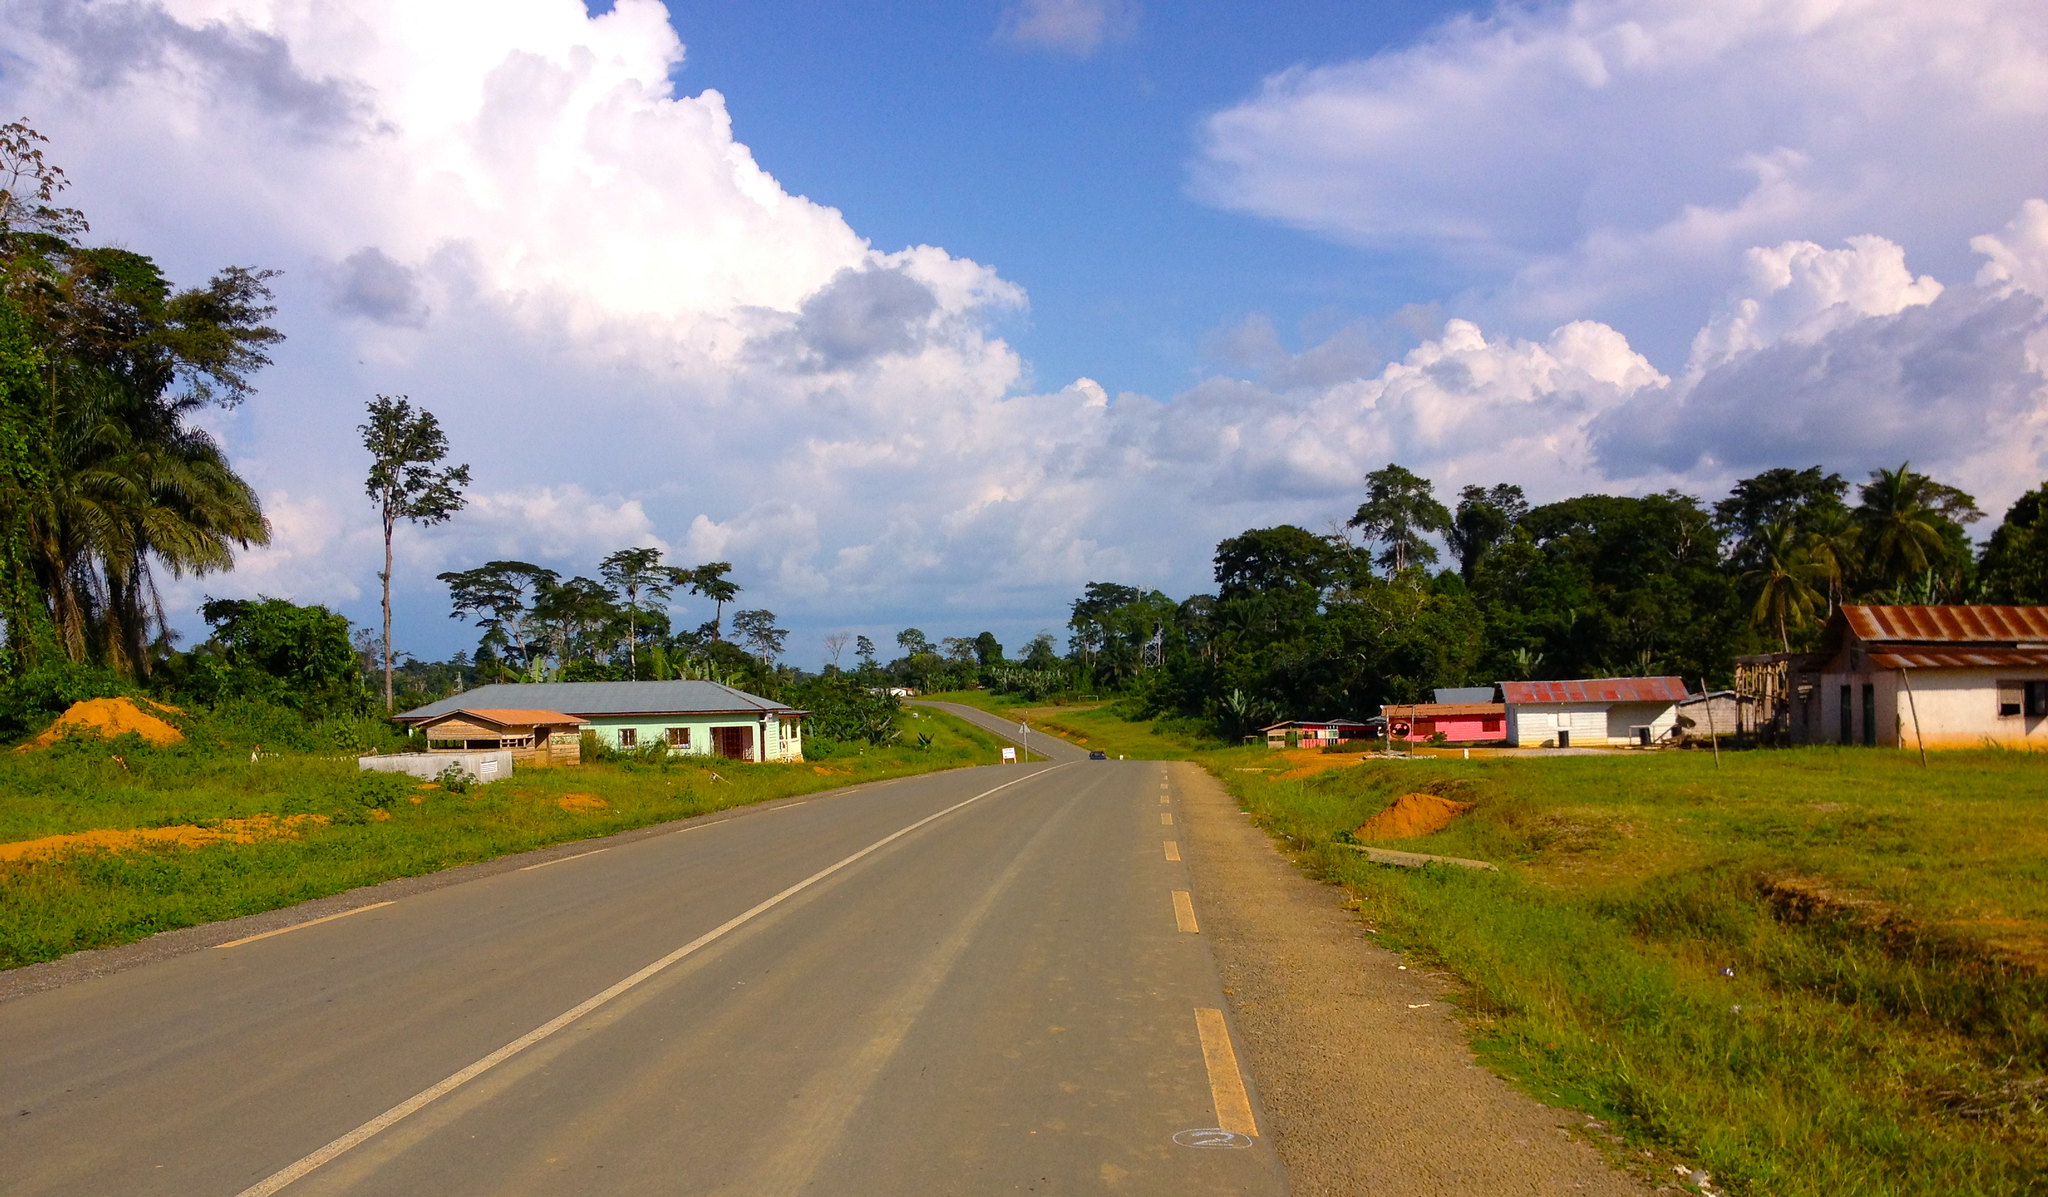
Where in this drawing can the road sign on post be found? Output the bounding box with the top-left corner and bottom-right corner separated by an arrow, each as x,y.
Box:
1001,746 -> 1017,763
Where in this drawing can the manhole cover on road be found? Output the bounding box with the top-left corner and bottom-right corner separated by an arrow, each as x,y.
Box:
1173,1128 -> 1254,1149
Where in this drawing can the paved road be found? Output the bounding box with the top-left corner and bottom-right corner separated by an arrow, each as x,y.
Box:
2,723 -> 1285,1194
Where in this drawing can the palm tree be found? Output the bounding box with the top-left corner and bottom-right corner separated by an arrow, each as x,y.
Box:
1744,521 -> 1826,652
1854,463 -> 1956,597
21,367 -> 267,675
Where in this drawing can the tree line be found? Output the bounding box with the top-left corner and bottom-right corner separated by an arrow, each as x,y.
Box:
1018,460 -> 2048,737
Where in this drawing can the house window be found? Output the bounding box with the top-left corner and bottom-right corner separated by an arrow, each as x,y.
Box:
617,728 -> 637,749
1999,681 -> 2024,717
666,727 -> 690,747
2030,682 -> 2048,719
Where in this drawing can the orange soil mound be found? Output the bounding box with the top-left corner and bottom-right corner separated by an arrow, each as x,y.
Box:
0,813 -> 329,865
1355,792 -> 1474,841
557,793 -> 609,812
810,765 -> 852,776
23,697 -> 185,749
1274,748 -> 1368,780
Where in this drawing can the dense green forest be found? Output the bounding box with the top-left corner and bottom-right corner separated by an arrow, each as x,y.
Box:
968,460 -> 2048,737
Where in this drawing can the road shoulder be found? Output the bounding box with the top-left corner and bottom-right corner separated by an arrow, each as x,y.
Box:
1174,761 -> 1655,1196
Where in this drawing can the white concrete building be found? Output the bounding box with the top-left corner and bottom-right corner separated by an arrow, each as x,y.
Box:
1805,606 -> 2048,750
1501,677 -> 1689,748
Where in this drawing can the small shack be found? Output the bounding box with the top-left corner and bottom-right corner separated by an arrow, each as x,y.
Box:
1381,701 -> 1507,743
413,708 -> 589,764
1502,677 -> 1688,747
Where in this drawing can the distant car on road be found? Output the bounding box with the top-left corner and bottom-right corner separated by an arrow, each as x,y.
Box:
1089,750 -> 1108,760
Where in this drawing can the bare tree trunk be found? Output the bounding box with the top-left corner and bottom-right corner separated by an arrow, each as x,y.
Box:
381,505 -> 395,712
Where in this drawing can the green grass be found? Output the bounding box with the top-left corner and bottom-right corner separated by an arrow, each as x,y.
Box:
0,707 -> 1001,969
974,700 -> 2048,1196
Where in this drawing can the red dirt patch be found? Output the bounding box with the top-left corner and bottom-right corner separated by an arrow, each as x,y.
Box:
0,813 -> 329,865
1355,792 -> 1475,841
557,793 -> 609,812
21,697 -> 185,749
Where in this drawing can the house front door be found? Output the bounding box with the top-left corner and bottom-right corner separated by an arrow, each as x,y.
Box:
712,726 -> 754,761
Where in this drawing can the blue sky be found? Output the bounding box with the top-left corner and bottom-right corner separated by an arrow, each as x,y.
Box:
668,1 -> 1466,399
5,0 -> 2048,668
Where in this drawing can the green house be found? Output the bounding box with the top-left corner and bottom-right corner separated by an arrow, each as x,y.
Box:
397,681 -> 805,762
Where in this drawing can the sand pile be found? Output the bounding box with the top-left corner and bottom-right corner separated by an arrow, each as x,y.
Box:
1274,749 -> 1368,780
23,697 -> 185,749
1355,792 -> 1475,841
557,793 -> 610,812
0,813 -> 328,865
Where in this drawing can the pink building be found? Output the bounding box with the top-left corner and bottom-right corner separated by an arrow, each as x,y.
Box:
1381,702 -> 1508,743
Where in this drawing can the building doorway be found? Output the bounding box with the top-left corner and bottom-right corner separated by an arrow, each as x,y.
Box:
712,726 -> 754,761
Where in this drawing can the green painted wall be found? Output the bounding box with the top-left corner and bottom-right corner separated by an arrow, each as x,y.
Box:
584,714 -> 803,761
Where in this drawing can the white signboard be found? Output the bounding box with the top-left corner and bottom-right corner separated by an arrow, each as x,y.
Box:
1001,746 -> 1017,763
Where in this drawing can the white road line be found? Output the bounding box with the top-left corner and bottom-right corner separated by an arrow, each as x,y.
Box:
233,764 -> 1067,1197
517,849 -> 609,872
216,902 -> 395,950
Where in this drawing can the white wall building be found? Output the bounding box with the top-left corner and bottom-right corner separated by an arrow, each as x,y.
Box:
1501,677 -> 1689,748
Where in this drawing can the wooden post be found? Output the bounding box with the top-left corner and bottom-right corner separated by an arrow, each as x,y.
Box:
1899,669 -> 1928,768
1699,680 -> 1720,767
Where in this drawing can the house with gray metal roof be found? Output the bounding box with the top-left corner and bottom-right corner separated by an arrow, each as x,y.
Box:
396,681 -> 805,762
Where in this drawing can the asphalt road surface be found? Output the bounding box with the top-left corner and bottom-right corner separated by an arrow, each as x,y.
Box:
2,711 -> 1286,1195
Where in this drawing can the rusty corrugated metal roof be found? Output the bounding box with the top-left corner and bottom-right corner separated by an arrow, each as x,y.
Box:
433,708 -> 590,726
1868,649 -> 2048,669
1843,605 -> 2048,644
1383,703 -> 1506,718
1501,677 -> 1690,705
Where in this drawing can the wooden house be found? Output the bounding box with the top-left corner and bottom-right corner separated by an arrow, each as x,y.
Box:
414,708 -> 590,763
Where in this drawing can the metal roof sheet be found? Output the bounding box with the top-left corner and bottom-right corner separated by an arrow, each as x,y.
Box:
396,681 -> 794,723
1432,686 -> 1498,704
1500,677 -> 1690,705
1383,703 -> 1506,718
1868,648 -> 2048,669
1843,605 -> 2048,644
426,708 -> 589,727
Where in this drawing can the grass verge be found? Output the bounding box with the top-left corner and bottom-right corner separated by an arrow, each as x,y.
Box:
0,706 -> 1000,969
984,699 -> 2048,1196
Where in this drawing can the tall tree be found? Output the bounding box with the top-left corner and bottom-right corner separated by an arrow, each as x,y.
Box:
2,122 -> 280,677
686,561 -> 739,640
854,633 -> 876,668
1447,483 -> 1528,581
360,395 -> 469,710
1348,463 -> 1450,575
438,560 -> 557,674
732,608 -> 787,663
599,546 -> 673,677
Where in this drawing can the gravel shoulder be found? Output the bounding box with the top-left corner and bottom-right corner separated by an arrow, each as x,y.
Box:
1174,761 -> 1656,1196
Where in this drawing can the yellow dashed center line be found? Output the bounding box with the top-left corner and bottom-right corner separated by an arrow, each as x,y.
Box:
1164,841 -> 1181,862
1159,794 -> 1170,804
1172,890 -> 1199,933
216,902 -> 395,949
1160,812 -> 1173,826
1194,1007 -> 1259,1137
